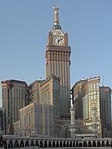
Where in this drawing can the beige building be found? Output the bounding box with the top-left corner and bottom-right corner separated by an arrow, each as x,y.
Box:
40,75 -> 60,119
1,80 -> 28,134
72,79 -> 86,119
54,118 -> 102,138
99,86 -> 112,137
82,77 -> 100,120
29,80 -> 45,103
19,102 -> 42,136
72,76 -> 112,137
15,75 -> 60,137
0,108 -> 3,134
13,120 -> 20,136
75,119 -> 102,138
41,103 -> 54,136
46,6 -> 71,118
72,76 -> 100,120
17,102 -> 54,137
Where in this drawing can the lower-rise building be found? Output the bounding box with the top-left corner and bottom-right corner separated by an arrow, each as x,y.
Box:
41,103 -> 54,136
14,102 -> 54,137
19,102 -> 42,136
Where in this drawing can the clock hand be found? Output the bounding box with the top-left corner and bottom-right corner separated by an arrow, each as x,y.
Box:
58,38 -> 63,41
57,38 -> 63,44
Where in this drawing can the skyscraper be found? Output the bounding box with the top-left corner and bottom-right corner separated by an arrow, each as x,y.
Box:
46,6 -> 71,117
0,108 -> 3,134
72,79 -> 86,119
72,76 -> 112,137
99,86 -> 112,137
1,80 -> 28,134
72,77 -> 100,120
29,80 -> 45,103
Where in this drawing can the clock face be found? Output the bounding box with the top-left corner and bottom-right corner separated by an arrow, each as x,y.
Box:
53,36 -> 64,46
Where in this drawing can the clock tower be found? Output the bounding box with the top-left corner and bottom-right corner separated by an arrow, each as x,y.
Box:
46,6 -> 71,117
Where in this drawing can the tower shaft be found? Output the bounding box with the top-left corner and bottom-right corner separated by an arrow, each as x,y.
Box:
46,6 -> 71,117
46,46 -> 71,117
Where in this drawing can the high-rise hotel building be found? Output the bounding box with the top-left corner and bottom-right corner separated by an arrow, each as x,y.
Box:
46,6 -> 71,117
28,80 -> 45,103
16,75 -> 60,137
1,80 -> 28,134
72,76 -> 112,137
99,86 -> 111,137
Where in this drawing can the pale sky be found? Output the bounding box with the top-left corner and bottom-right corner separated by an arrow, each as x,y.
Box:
0,0 -> 112,106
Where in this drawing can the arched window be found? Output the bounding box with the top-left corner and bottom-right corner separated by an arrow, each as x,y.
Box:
70,141 -> 72,147
76,141 -> 78,147
30,140 -> 34,146
88,141 -> 91,147
63,141 -> 66,147
35,140 -> 38,146
48,141 -> 51,147
3,140 -> 7,149
53,141 -> 55,147
73,141 -> 75,147
93,141 -> 96,147
67,141 -> 69,147
83,141 -> 87,147
8,140 -> 13,148
20,141 -> 24,147
106,141 -> 109,147
97,141 -> 100,147
14,140 -> 19,148
102,141 -> 105,147
44,141 -> 47,148
79,142 -> 82,147
40,140 -> 43,148
60,141 -> 62,147
110,141 -> 112,147
0,136 -> 3,147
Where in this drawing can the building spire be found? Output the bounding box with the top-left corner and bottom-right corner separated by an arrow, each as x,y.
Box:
53,5 -> 61,29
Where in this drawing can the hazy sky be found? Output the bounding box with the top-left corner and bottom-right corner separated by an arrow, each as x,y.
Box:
0,0 -> 112,106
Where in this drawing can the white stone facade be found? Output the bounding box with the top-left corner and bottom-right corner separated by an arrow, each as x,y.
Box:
14,102 -> 54,137
19,102 -> 42,136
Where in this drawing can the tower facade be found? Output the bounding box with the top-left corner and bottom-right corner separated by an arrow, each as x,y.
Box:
72,76 -> 112,137
0,108 -> 3,134
46,6 -> 71,117
29,80 -> 45,103
99,86 -> 112,137
1,80 -> 28,134
72,77 -> 100,120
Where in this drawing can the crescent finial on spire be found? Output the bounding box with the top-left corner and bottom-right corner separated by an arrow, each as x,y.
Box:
53,4 -> 60,11
53,5 -> 61,29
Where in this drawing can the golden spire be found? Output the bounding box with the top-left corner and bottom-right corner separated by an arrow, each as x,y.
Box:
53,5 -> 61,29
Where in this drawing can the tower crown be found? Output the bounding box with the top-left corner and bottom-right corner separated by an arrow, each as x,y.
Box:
53,5 -> 61,29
